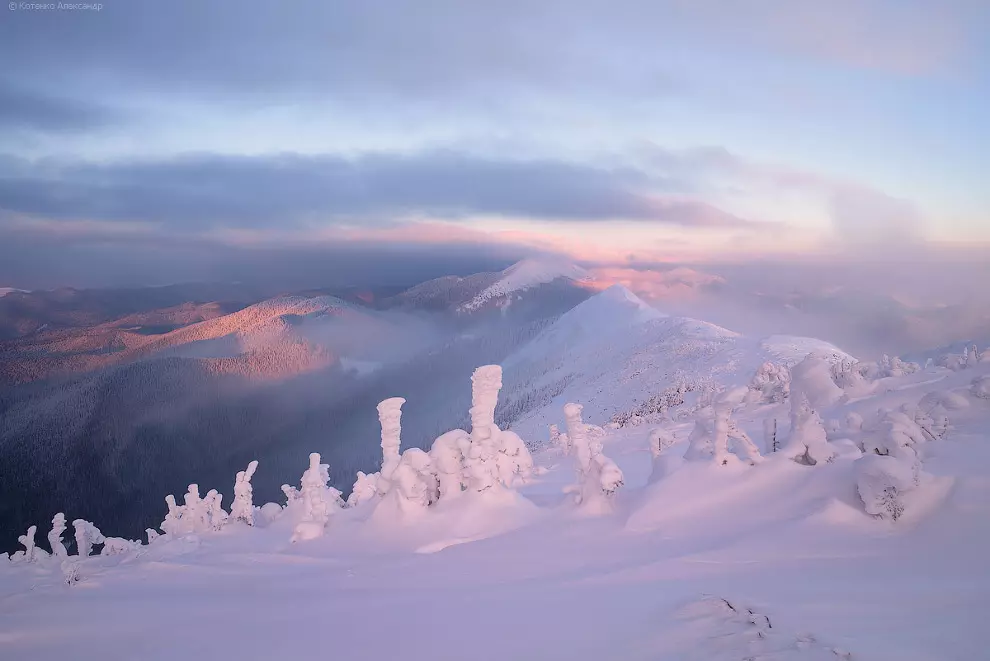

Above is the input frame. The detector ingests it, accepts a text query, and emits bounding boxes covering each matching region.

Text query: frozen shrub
[72,519,105,557]
[102,538,142,556]
[347,471,380,507]
[549,424,568,451]
[564,403,624,513]
[430,429,468,500]
[61,559,81,586]
[48,513,68,558]
[746,361,790,403]
[831,360,872,394]
[280,484,301,505]
[857,454,920,521]
[231,460,259,526]
[862,411,928,460]
[876,354,920,377]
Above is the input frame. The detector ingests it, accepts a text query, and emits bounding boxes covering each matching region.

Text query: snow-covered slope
[502,285,850,438]
[459,258,594,312]
[3,359,989,661]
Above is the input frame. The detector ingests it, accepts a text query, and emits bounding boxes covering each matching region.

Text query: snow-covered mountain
[386,258,595,316]
[501,284,850,438]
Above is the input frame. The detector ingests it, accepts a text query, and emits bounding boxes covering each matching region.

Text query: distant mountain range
[0,258,978,552]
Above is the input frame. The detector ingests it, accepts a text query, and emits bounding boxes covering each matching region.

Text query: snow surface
[459,258,593,311]
[3,359,990,660]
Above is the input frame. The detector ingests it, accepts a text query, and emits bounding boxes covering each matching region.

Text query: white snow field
[3,356,990,660]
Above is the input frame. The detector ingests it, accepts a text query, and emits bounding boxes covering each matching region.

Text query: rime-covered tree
[72,519,105,557]
[465,365,504,492]
[564,403,623,513]
[231,460,259,526]
[48,513,68,558]
[291,452,344,543]
[857,454,921,521]
[430,429,469,500]
[375,397,406,496]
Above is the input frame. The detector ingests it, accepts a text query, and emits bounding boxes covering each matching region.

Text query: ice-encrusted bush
[564,403,624,513]
[347,471,380,507]
[231,460,259,526]
[102,537,142,556]
[746,361,790,404]
[159,484,227,537]
[857,453,921,521]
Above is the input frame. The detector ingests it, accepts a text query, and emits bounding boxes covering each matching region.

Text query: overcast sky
[0,0,988,288]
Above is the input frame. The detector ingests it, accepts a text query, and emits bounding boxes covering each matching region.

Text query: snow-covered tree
[965,344,981,368]
[857,453,921,521]
[183,484,209,533]
[495,429,534,487]
[712,388,762,465]
[347,471,380,507]
[564,403,624,513]
[375,397,406,496]
[231,460,259,526]
[161,494,182,536]
[876,354,920,378]
[783,355,844,465]
[146,529,161,545]
[465,365,504,492]
[400,447,440,506]
[429,429,469,500]
[684,410,714,461]
[205,489,228,531]
[863,410,928,460]
[72,519,105,557]
[746,361,790,403]
[13,525,44,563]
[549,424,568,451]
[48,513,68,558]
[291,452,344,543]
[280,484,301,505]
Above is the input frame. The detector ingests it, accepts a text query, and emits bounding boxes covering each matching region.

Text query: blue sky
[0,0,987,286]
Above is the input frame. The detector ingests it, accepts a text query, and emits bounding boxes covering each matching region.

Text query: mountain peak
[459,258,593,311]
